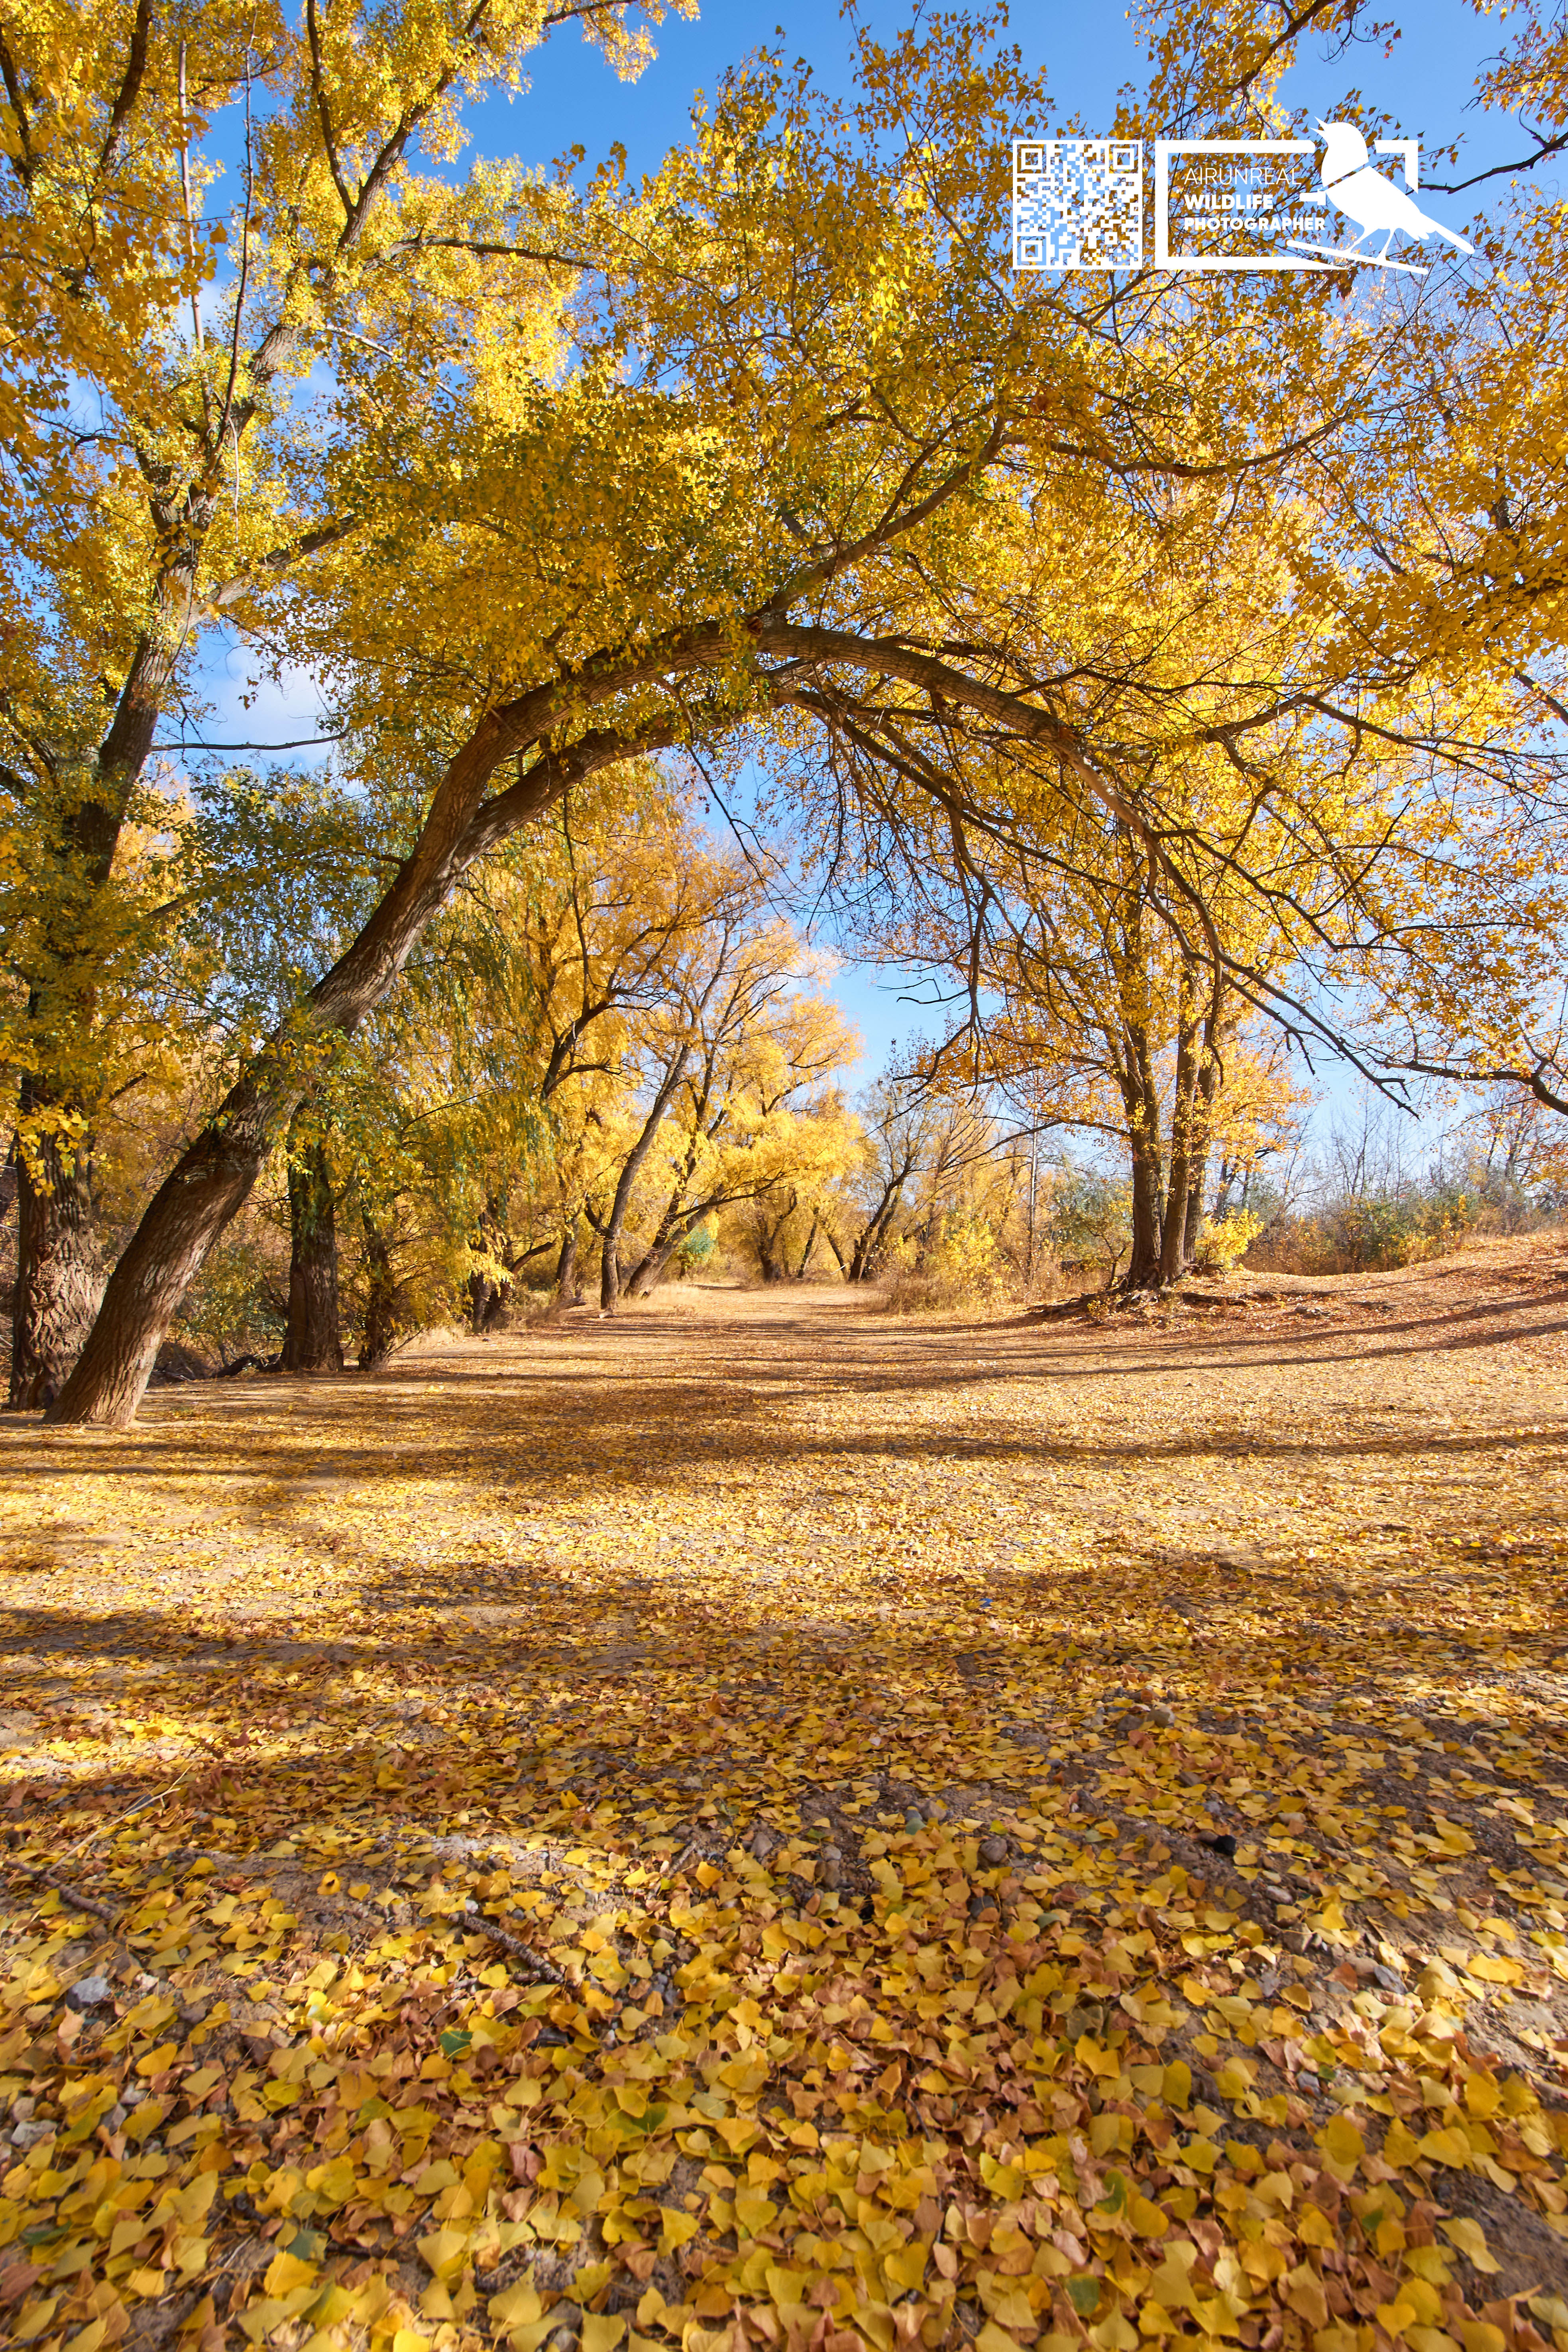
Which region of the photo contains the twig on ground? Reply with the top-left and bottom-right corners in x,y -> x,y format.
6,1866 -> 122,1927
464,1901 -> 568,1983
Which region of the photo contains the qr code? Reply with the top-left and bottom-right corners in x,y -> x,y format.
1013,139 -> 1143,270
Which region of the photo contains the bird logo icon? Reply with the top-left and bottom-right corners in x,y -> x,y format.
1289,121 -> 1474,273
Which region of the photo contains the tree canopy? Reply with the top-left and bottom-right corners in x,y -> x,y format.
0,0 -> 1564,1423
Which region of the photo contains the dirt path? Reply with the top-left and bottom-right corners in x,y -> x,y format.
1,1235 -> 1566,2352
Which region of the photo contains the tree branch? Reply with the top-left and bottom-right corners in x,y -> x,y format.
99,0 -> 153,175
204,515 -> 364,610
306,0 -> 355,222
1425,124 -> 1568,194
0,34 -> 35,186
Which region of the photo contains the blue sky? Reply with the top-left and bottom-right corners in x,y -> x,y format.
458,0 -> 1517,180
189,0 -> 1533,1107
457,0 -> 1523,189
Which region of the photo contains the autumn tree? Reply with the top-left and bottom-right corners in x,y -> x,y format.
1134,0 -> 1568,1109
264,763 -> 724,1349
0,0 -> 689,1400
613,926 -> 859,1304
33,7 -> 1567,1423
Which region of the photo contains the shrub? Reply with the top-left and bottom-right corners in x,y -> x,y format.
1046,1170 -> 1132,1288
1194,1207 -> 1263,1272
171,1227 -> 286,1364
1248,1182 -> 1480,1276
879,1214 -> 1007,1313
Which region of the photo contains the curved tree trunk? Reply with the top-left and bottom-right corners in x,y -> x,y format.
281,1126 -> 343,1374
8,1086 -> 105,1409
43,708 -> 579,1427
44,1073 -> 279,1425
627,1218 -> 698,1298
624,1194 -> 690,1299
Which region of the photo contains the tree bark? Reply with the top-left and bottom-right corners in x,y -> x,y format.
1183,1014 -> 1222,1263
627,1213 -> 703,1297
1120,1005 -> 1165,1289
359,1209 -> 400,1368
849,1157 -> 912,1279
753,1190 -> 797,1283
1182,1138 -> 1209,1263
624,1183 -> 698,1299
552,1225 -> 581,1308
47,1067 -> 288,1424
8,1092 -> 104,1408
1159,964 -> 1201,1285
1126,1126 -> 1162,1287
281,1124 -> 343,1374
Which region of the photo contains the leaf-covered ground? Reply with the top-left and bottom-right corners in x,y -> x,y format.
3,1235 -> 1567,2352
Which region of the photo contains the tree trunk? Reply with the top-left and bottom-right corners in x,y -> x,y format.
628,1215 -> 702,1298
849,1158 -> 912,1280
624,1187 -> 692,1299
1126,1129 -> 1162,1287
467,1267 -> 512,1331
43,1094 -> 269,1425
43,705 -> 590,1427
360,1211 -> 400,1368
281,1126 -> 343,1374
1183,1140 -> 1209,1262
1120,1002 -> 1164,1288
1159,964 -> 1201,1285
552,1225 -> 581,1308
466,1201 -> 513,1331
9,1090 -> 105,1408
755,1191 -> 796,1282
9,564 -> 216,1412
1183,1056 -> 1220,1262
599,1047 -> 694,1311
794,1209 -> 820,1280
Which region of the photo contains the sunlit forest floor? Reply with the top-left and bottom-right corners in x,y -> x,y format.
3,1235 -> 1567,2352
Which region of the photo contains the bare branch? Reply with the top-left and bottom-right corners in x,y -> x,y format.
1425,124 -> 1568,194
